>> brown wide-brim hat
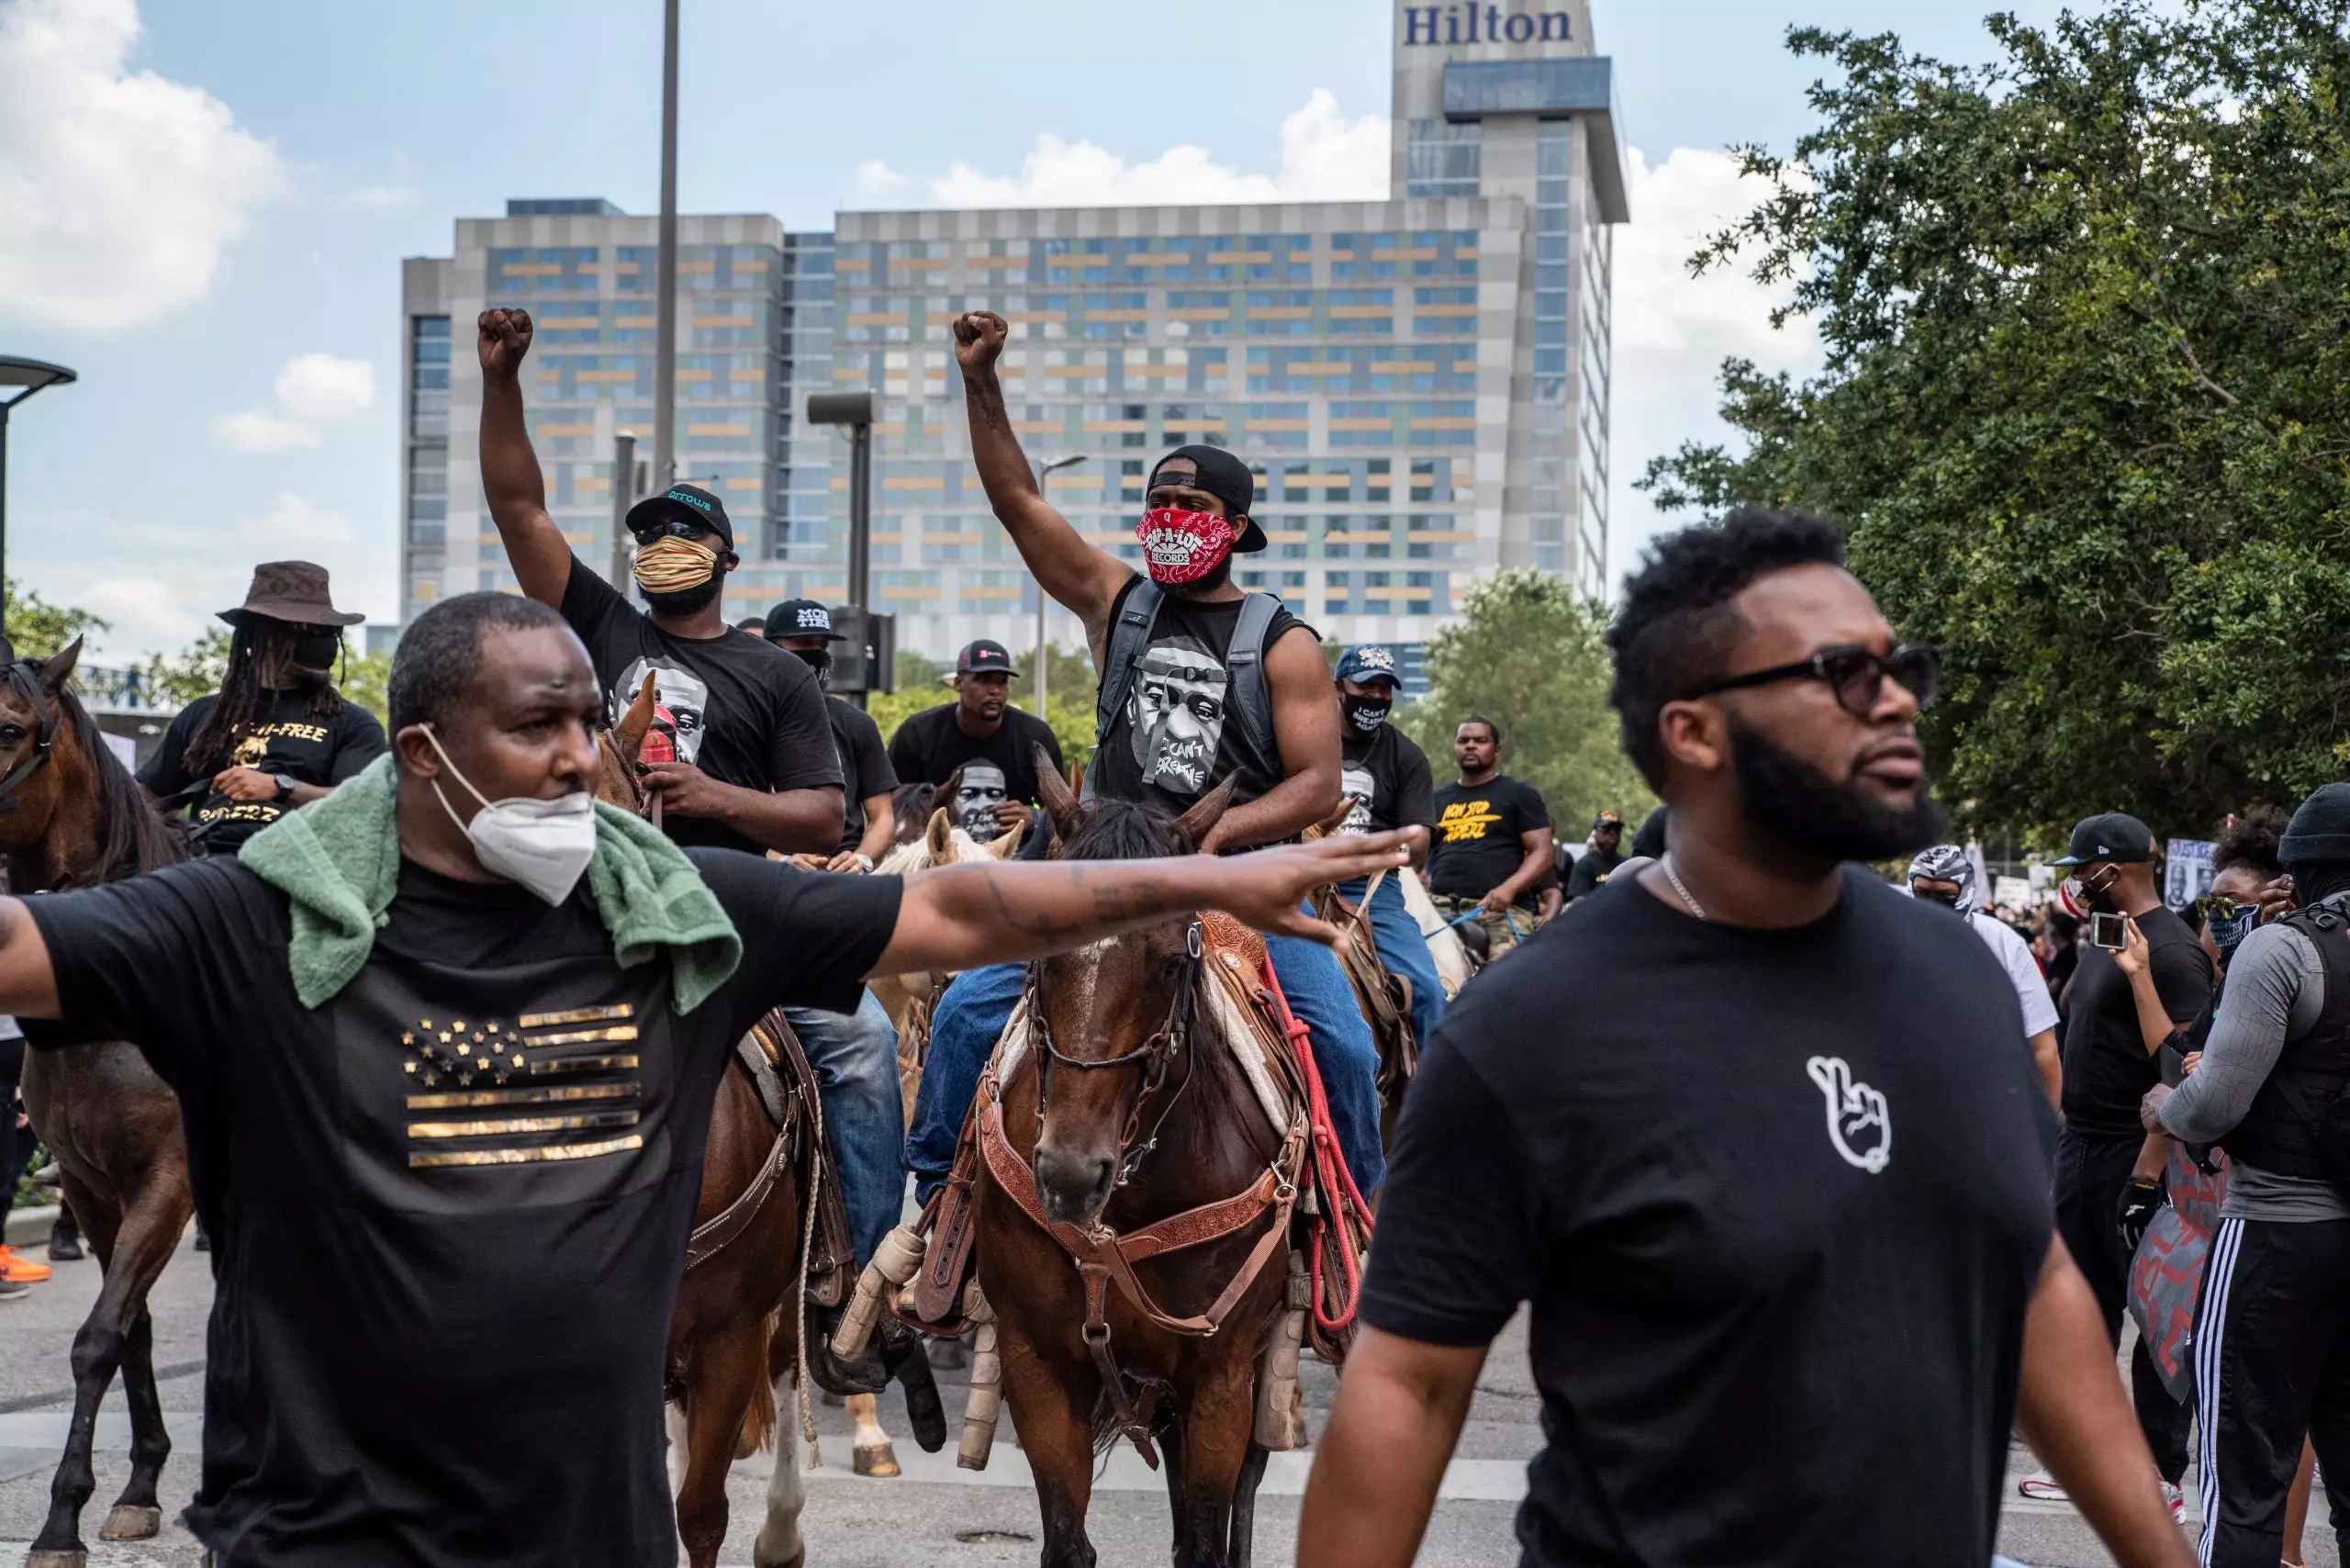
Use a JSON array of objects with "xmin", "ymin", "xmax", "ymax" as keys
[{"xmin": 218, "ymin": 561, "xmax": 364, "ymax": 628}]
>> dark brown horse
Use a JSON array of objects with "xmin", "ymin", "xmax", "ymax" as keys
[
  {"xmin": 0, "ymin": 640, "xmax": 196, "ymax": 1568},
  {"xmin": 975, "ymin": 766, "xmax": 1303, "ymax": 1568}
]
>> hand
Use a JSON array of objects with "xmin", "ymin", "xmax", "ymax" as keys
[
  {"xmin": 789, "ymin": 853, "xmax": 834, "ymax": 872},
  {"xmin": 2180, "ymin": 1051, "xmax": 2201, "ymax": 1077},
  {"xmin": 1210, "ymin": 828, "xmax": 1427, "ymax": 946},
  {"xmin": 953, "ymin": 310, "xmax": 1009, "ymax": 377},
  {"xmin": 1476, "ymin": 889, "xmax": 1512, "ymax": 917},
  {"xmin": 2117, "ymin": 1176, "xmax": 2165, "ymax": 1255},
  {"xmin": 639, "ymin": 761, "xmax": 728, "ymax": 819},
  {"xmin": 211, "ymin": 766, "xmax": 281, "ymax": 803},
  {"xmin": 2257, "ymin": 875, "xmax": 2296, "ymax": 924},
  {"xmin": 2113, "ymin": 915, "xmax": 2150, "ymax": 978},
  {"xmin": 478, "ymin": 308, "xmax": 535, "ymax": 380},
  {"xmin": 823, "ymin": 850, "xmax": 874, "ymax": 874},
  {"xmin": 2140, "ymin": 1081, "xmax": 2174, "ymax": 1133},
  {"xmin": 1805, "ymin": 1056, "xmax": 1892, "ymax": 1173},
  {"xmin": 990, "ymin": 800, "xmax": 1034, "ymax": 833}
]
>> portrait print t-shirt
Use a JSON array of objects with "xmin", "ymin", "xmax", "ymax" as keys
[
  {"xmin": 1338, "ymin": 723, "xmax": 1436, "ymax": 837},
  {"xmin": 886, "ymin": 702, "xmax": 1065, "ymax": 836},
  {"xmin": 1362, "ymin": 869, "xmax": 2058, "ymax": 1566},
  {"xmin": 1088, "ymin": 577, "xmax": 1309, "ymax": 812},
  {"xmin": 25, "ymin": 851, "xmax": 900, "ymax": 1567},
  {"xmin": 1427, "ymin": 774, "xmax": 1549, "ymax": 904},
  {"xmin": 138, "ymin": 689, "xmax": 388, "ymax": 853},
  {"xmin": 560, "ymin": 557, "xmax": 842, "ymax": 855}
]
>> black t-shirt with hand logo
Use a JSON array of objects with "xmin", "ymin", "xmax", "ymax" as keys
[
  {"xmin": 560, "ymin": 556, "xmax": 842, "ymax": 856},
  {"xmin": 1427, "ymin": 774, "xmax": 1548, "ymax": 904},
  {"xmin": 139, "ymin": 689, "xmax": 387, "ymax": 853},
  {"xmin": 25, "ymin": 850, "xmax": 899, "ymax": 1566},
  {"xmin": 1362, "ymin": 869, "xmax": 2057, "ymax": 1566}
]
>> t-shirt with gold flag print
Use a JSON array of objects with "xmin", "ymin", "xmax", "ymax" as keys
[
  {"xmin": 23, "ymin": 850, "xmax": 898, "ymax": 1568},
  {"xmin": 138, "ymin": 689, "xmax": 387, "ymax": 854},
  {"xmin": 1427, "ymin": 774, "xmax": 1550, "ymax": 907}
]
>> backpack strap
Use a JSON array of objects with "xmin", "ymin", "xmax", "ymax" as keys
[
  {"xmin": 1225, "ymin": 591, "xmax": 1286, "ymax": 785},
  {"xmin": 1089, "ymin": 580, "xmax": 1163, "ymax": 800}
]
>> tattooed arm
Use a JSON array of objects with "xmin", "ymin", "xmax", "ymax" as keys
[
  {"xmin": 871, "ymin": 827, "xmax": 1426, "ymax": 978},
  {"xmin": 952, "ymin": 310, "xmax": 1133, "ymax": 637}
]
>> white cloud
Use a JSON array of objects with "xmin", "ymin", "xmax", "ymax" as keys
[
  {"xmin": 213, "ymin": 353, "xmax": 375, "ymax": 452},
  {"xmin": 241, "ymin": 492, "xmax": 357, "ymax": 550},
  {"xmin": 343, "ymin": 151, "xmax": 416, "ymax": 209},
  {"xmin": 1606, "ymin": 146, "xmax": 1824, "ymax": 589},
  {"xmin": 869, "ymin": 89, "xmax": 1388, "ymax": 210},
  {"xmin": 0, "ymin": 0, "xmax": 281, "ymax": 331}
]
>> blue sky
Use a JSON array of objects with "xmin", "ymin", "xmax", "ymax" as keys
[{"xmin": 0, "ymin": 0, "xmax": 2081, "ymax": 659}]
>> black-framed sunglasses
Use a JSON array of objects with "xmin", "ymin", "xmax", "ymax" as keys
[
  {"xmin": 632, "ymin": 516, "xmax": 717, "ymax": 543},
  {"xmin": 1684, "ymin": 643, "xmax": 1941, "ymax": 717}
]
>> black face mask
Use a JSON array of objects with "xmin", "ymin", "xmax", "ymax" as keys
[
  {"xmin": 291, "ymin": 632, "xmax": 341, "ymax": 669},
  {"xmin": 790, "ymin": 646, "xmax": 833, "ymax": 690},
  {"xmin": 1340, "ymin": 693, "xmax": 1392, "ymax": 734}
]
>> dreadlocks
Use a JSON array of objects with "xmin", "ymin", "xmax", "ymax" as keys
[{"xmin": 182, "ymin": 621, "xmax": 347, "ymax": 774}]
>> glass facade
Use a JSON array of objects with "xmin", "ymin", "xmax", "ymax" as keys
[
  {"xmin": 1405, "ymin": 118, "xmax": 1483, "ymax": 198},
  {"xmin": 406, "ymin": 314, "xmax": 450, "ymax": 602}
]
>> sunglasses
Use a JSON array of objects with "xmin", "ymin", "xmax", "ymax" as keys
[
  {"xmin": 632, "ymin": 517, "xmax": 721, "ymax": 543},
  {"xmin": 2191, "ymin": 892, "xmax": 2249, "ymax": 924},
  {"xmin": 1684, "ymin": 643, "xmax": 1941, "ymax": 718}
]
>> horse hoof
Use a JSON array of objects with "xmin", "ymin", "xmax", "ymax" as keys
[
  {"xmin": 26, "ymin": 1551, "xmax": 89, "ymax": 1568},
  {"xmin": 100, "ymin": 1505, "xmax": 164, "ymax": 1540},
  {"xmin": 752, "ymin": 1534, "xmax": 807, "ymax": 1568},
  {"xmin": 853, "ymin": 1440, "xmax": 901, "ymax": 1477}
]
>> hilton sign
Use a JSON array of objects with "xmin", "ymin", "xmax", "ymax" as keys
[{"xmin": 1403, "ymin": 5, "xmax": 1572, "ymax": 45}]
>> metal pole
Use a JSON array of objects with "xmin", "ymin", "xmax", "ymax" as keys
[
  {"xmin": 847, "ymin": 420, "xmax": 871, "ymax": 610},
  {"xmin": 652, "ymin": 0, "xmax": 680, "ymax": 490},
  {"xmin": 0, "ymin": 402, "xmax": 10, "ymax": 640},
  {"xmin": 1031, "ymin": 458, "xmax": 1047, "ymax": 719},
  {"xmin": 609, "ymin": 429, "xmax": 639, "ymax": 586}
]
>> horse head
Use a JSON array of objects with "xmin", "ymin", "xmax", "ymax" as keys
[
  {"xmin": 0, "ymin": 639, "xmax": 185, "ymax": 888},
  {"xmin": 1024, "ymin": 762, "xmax": 1236, "ymax": 1226},
  {"xmin": 592, "ymin": 671, "xmax": 657, "ymax": 813},
  {"xmin": 0, "ymin": 640, "xmax": 81, "ymax": 858}
]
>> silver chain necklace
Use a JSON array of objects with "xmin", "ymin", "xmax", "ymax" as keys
[{"xmin": 1661, "ymin": 856, "xmax": 1707, "ymax": 921}]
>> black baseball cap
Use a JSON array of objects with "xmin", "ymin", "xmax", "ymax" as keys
[
  {"xmin": 1148, "ymin": 445, "xmax": 1268, "ymax": 554},
  {"xmin": 957, "ymin": 639, "xmax": 1018, "ymax": 677},
  {"xmin": 765, "ymin": 599, "xmax": 846, "ymax": 642},
  {"xmin": 2051, "ymin": 812, "xmax": 2155, "ymax": 867},
  {"xmin": 625, "ymin": 483, "xmax": 733, "ymax": 549},
  {"xmin": 1593, "ymin": 811, "xmax": 1625, "ymax": 833}
]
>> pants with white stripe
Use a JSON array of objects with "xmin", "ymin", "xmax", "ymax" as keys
[{"xmin": 2194, "ymin": 1214, "xmax": 2350, "ymax": 1567}]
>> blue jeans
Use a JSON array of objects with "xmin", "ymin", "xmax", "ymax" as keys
[
  {"xmin": 907, "ymin": 937, "xmax": 1386, "ymax": 1208},
  {"xmin": 782, "ymin": 990, "xmax": 904, "ymax": 1267},
  {"xmin": 1335, "ymin": 874, "xmax": 1446, "ymax": 1054}
]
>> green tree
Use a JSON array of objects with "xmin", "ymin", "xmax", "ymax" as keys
[
  {"xmin": 1642, "ymin": 3, "xmax": 2350, "ymax": 840},
  {"xmin": 139, "ymin": 626, "xmax": 231, "ymax": 707},
  {"xmin": 866, "ymin": 644, "xmax": 1097, "ymax": 774},
  {"xmin": 4, "ymin": 579, "xmax": 106, "ymax": 663},
  {"xmin": 1398, "ymin": 569, "xmax": 1654, "ymax": 834}
]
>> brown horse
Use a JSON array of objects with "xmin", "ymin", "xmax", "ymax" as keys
[
  {"xmin": 0, "ymin": 640, "xmax": 196, "ymax": 1568},
  {"xmin": 595, "ymin": 677, "xmax": 941, "ymax": 1565},
  {"xmin": 975, "ymin": 767, "xmax": 1301, "ymax": 1568}
]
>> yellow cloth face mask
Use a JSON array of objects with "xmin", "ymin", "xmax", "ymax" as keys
[{"xmin": 632, "ymin": 534, "xmax": 721, "ymax": 594}]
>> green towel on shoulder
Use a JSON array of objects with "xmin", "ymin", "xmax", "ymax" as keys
[{"xmin": 239, "ymin": 754, "xmax": 741, "ymax": 1014}]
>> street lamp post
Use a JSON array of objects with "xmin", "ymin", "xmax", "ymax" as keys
[
  {"xmin": 1031, "ymin": 454, "xmax": 1086, "ymax": 717},
  {"xmin": 808, "ymin": 392, "xmax": 877, "ymax": 705},
  {"xmin": 0, "ymin": 357, "xmax": 78, "ymax": 641},
  {"xmin": 651, "ymin": 0, "xmax": 681, "ymax": 491}
]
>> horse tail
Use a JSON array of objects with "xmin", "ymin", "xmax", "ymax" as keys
[{"xmin": 739, "ymin": 1308, "xmax": 781, "ymax": 1457}]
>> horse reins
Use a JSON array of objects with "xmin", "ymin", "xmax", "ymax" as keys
[
  {"xmin": 1027, "ymin": 919, "xmax": 1203, "ymax": 1189},
  {"xmin": 0, "ymin": 662, "xmax": 59, "ymax": 816}
]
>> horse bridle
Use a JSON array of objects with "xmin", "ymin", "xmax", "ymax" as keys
[
  {"xmin": 1028, "ymin": 918, "xmax": 1204, "ymax": 1189},
  {"xmin": 0, "ymin": 662, "xmax": 58, "ymax": 815}
]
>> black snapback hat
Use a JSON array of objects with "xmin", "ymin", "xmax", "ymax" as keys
[
  {"xmin": 765, "ymin": 599, "xmax": 846, "ymax": 641},
  {"xmin": 625, "ymin": 483, "xmax": 734, "ymax": 549},
  {"xmin": 957, "ymin": 639, "xmax": 1017, "ymax": 677},
  {"xmin": 2051, "ymin": 812, "xmax": 2155, "ymax": 867}
]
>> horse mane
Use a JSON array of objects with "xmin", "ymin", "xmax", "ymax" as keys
[
  {"xmin": 1049, "ymin": 796, "xmax": 1195, "ymax": 863},
  {"xmin": 889, "ymin": 780, "xmax": 940, "ymax": 846},
  {"xmin": 57, "ymin": 683, "xmax": 191, "ymax": 881}
]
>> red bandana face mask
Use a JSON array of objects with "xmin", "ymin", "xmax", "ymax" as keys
[{"xmin": 1136, "ymin": 507, "xmax": 1237, "ymax": 586}]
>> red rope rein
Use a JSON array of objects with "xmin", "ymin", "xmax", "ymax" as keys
[{"xmin": 1258, "ymin": 950, "xmax": 1372, "ymax": 1334}]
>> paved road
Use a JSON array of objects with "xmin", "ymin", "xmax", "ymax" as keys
[{"xmin": 0, "ymin": 1232, "xmax": 2334, "ymax": 1565}]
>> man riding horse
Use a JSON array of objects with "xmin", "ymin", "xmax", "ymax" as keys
[
  {"xmin": 906, "ymin": 309, "xmax": 1387, "ymax": 1212},
  {"xmin": 0, "ymin": 590, "xmax": 1415, "ymax": 1566}
]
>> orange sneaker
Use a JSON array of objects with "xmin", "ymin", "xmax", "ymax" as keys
[{"xmin": 0, "ymin": 1245, "xmax": 51, "ymax": 1283}]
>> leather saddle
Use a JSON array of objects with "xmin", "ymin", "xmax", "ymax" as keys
[{"xmin": 689, "ymin": 1009, "xmax": 856, "ymax": 1307}]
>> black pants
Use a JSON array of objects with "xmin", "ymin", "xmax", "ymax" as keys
[
  {"xmin": 2053, "ymin": 1125, "xmax": 2196, "ymax": 1483},
  {"xmin": 0, "ymin": 1092, "xmax": 18, "ymax": 1234},
  {"xmin": 2195, "ymin": 1215, "xmax": 2350, "ymax": 1567}
]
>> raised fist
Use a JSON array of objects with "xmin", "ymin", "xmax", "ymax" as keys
[
  {"xmin": 478, "ymin": 308, "xmax": 535, "ymax": 379},
  {"xmin": 953, "ymin": 311, "xmax": 1009, "ymax": 375}
]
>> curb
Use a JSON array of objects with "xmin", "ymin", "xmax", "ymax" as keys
[{"xmin": 5, "ymin": 1204, "xmax": 57, "ymax": 1248}]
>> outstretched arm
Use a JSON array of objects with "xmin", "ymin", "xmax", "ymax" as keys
[
  {"xmin": 954, "ymin": 311, "xmax": 1133, "ymax": 637},
  {"xmin": 1295, "ymin": 1327, "xmax": 1484, "ymax": 1568},
  {"xmin": 1198, "ymin": 626, "xmax": 1344, "ymax": 854},
  {"xmin": 873, "ymin": 827, "xmax": 1425, "ymax": 977},
  {"xmin": 2015, "ymin": 1238, "xmax": 2198, "ymax": 1567},
  {"xmin": 476, "ymin": 308, "xmax": 574, "ymax": 608},
  {"xmin": 0, "ymin": 901, "xmax": 62, "ymax": 1019}
]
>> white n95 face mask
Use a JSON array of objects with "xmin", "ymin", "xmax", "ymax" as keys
[{"xmin": 421, "ymin": 727, "xmax": 599, "ymax": 906}]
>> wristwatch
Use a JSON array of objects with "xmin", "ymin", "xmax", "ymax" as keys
[
  {"xmin": 852, "ymin": 853, "xmax": 875, "ymax": 873},
  {"xmin": 273, "ymin": 775, "xmax": 297, "ymax": 805}
]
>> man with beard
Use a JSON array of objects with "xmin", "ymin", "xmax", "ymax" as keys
[
  {"xmin": 902, "ymin": 308, "xmax": 1384, "ymax": 1209},
  {"xmin": 476, "ymin": 308, "xmax": 842, "ymax": 857},
  {"xmin": 1300, "ymin": 509, "xmax": 2193, "ymax": 1568},
  {"xmin": 2038, "ymin": 812, "xmax": 2208, "ymax": 1517},
  {"xmin": 140, "ymin": 562, "xmax": 386, "ymax": 854},
  {"xmin": 886, "ymin": 639, "xmax": 1063, "ymax": 842},
  {"xmin": 1333, "ymin": 644, "xmax": 1444, "ymax": 1054},
  {"xmin": 1427, "ymin": 717, "xmax": 1554, "ymax": 958}
]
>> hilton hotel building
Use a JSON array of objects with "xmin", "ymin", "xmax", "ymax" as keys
[{"xmin": 400, "ymin": 0, "xmax": 1627, "ymax": 684}]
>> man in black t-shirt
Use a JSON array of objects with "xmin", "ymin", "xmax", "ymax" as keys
[
  {"xmin": 476, "ymin": 308, "xmax": 842, "ymax": 857},
  {"xmin": 1563, "ymin": 810, "xmax": 1626, "ymax": 902},
  {"xmin": 1300, "ymin": 509, "xmax": 2192, "ymax": 1568},
  {"xmin": 1, "ymin": 590, "xmax": 1414, "ymax": 1568},
  {"xmin": 885, "ymin": 638, "xmax": 1062, "ymax": 841},
  {"xmin": 1427, "ymin": 717, "xmax": 1552, "ymax": 958},
  {"xmin": 139, "ymin": 562, "xmax": 386, "ymax": 854},
  {"xmin": 2045, "ymin": 811, "xmax": 2210, "ymax": 1506},
  {"xmin": 1332, "ymin": 644, "xmax": 1444, "ymax": 1050},
  {"xmin": 766, "ymin": 599, "xmax": 896, "ymax": 870}
]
